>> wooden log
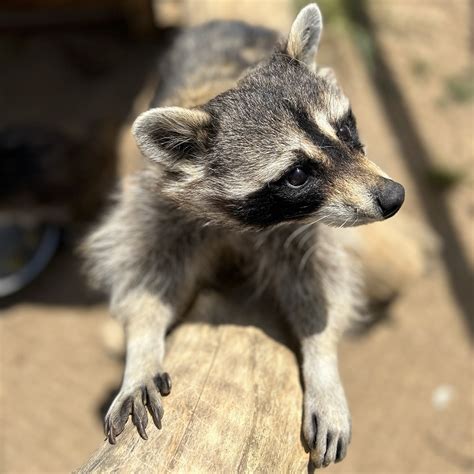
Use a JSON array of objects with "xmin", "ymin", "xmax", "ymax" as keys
[{"xmin": 77, "ymin": 290, "xmax": 310, "ymax": 473}]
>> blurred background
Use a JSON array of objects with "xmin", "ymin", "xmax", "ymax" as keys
[{"xmin": 0, "ymin": 0, "xmax": 472, "ymax": 472}]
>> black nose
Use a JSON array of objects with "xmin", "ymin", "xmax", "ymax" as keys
[{"xmin": 375, "ymin": 179, "xmax": 405, "ymax": 218}]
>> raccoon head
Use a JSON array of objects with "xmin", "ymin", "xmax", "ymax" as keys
[{"xmin": 133, "ymin": 3, "xmax": 404, "ymax": 230}]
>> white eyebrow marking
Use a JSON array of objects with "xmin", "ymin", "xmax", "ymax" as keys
[
  {"xmin": 313, "ymin": 112, "xmax": 338, "ymax": 140},
  {"xmin": 312, "ymin": 92, "xmax": 351, "ymax": 142}
]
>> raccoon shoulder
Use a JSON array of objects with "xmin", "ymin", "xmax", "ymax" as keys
[{"xmin": 80, "ymin": 168, "xmax": 200, "ymax": 297}]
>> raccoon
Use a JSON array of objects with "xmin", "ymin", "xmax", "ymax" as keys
[{"xmin": 82, "ymin": 4, "xmax": 405, "ymax": 468}]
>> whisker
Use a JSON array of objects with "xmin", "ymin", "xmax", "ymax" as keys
[
  {"xmin": 339, "ymin": 216, "xmax": 350, "ymax": 229},
  {"xmin": 298, "ymin": 241, "xmax": 319, "ymax": 273},
  {"xmin": 297, "ymin": 213, "xmax": 331, "ymax": 248},
  {"xmin": 284, "ymin": 221, "xmax": 314, "ymax": 249}
]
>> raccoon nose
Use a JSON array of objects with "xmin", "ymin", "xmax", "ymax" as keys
[{"xmin": 375, "ymin": 179, "xmax": 405, "ymax": 218}]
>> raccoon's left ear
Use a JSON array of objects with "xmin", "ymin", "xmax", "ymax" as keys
[
  {"xmin": 132, "ymin": 106, "xmax": 212, "ymax": 163},
  {"xmin": 286, "ymin": 3, "xmax": 323, "ymax": 68}
]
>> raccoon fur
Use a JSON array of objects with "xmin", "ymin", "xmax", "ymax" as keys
[{"xmin": 82, "ymin": 4, "xmax": 406, "ymax": 468}]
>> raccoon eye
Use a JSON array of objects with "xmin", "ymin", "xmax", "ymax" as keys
[
  {"xmin": 286, "ymin": 167, "xmax": 308, "ymax": 187},
  {"xmin": 338, "ymin": 124, "xmax": 352, "ymax": 142}
]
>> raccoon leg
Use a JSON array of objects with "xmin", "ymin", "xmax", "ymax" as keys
[
  {"xmin": 104, "ymin": 291, "xmax": 175, "ymax": 444},
  {"xmin": 299, "ymin": 326, "xmax": 351, "ymax": 468},
  {"xmin": 272, "ymin": 256, "xmax": 353, "ymax": 468}
]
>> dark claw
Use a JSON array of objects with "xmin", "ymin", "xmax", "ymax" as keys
[
  {"xmin": 156, "ymin": 372, "xmax": 172, "ymax": 396},
  {"xmin": 335, "ymin": 438, "xmax": 347, "ymax": 463},
  {"xmin": 146, "ymin": 391, "xmax": 164, "ymax": 430},
  {"xmin": 133, "ymin": 416, "xmax": 148, "ymax": 440},
  {"xmin": 138, "ymin": 424, "xmax": 148, "ymax": 440},
  {"xmin": 104, "ymin": 374, "xmax": 170, "ymax": 445},
  {"xmin": 132, "ymin": 400, "xmax": 149, "ymax": 440},
  {"xmin": 326, "ymin": 431, "xmax": 332, "ymax": 448},
  {"xmin": 149, "ymin": 407, "xmax": 162, "ymax": 430},
  {"xmin": 312, "ymin": 413, "xmax": 318, "ymax": 450},
  {"xmin": 335, "ymin": 438, "xmax": 342, "ymax": 461},
  {"xmin": 322, "ymin": 432, "xmax": 334, "ymax": 467},
  {"xmin": 107, "ymin": 420, "xmax": 117, "ymax": 445},
  {"xmin": 309, "ymin": 413, "xmax": 327, "ymax": 469}
]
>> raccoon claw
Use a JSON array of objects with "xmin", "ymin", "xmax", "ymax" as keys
[
  {"xmin": 104, "ymin": 395, "xmax": 132, "ymax": 444},
  {"xmin": 155, "ymin": 372, "xmax": 172, "ymax": 396},
  {"xmin": 105, "ymin": 416, "xmax": 124, "ymax": 444},
  {"xmin": 305, "ymin": 411, "xmax": 351, "ymax": 469},
  {"xmin": 303, "ymin": 391, "xmax": 351, "ymax": 469},
  {"xmin": 132, "ymin": 396, "xmax": 149, "ymax": 440},
  {"xmin": 104, "ymin": 372, "xmax": 171, "ymax": 444}
]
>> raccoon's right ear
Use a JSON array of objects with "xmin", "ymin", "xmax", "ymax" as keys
[
  {"xmin": 132, "ymin": 106, "xmax": 213, "ymax": 162},
  {"xmin": 285, "ymin": 3, "xmax": 323, "ymax": 69}
]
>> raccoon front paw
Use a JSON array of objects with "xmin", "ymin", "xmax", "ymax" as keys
[
  {"xmin": 303, "ymin": 389, "xmax": 351, "ymax": 469},
  {"xmin": 104, "ymin": 372, "xmax": 171, "ymax": 444}
]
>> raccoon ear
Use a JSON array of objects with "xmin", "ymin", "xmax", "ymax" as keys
[
  {"xmin": 132, "ymin": 106, "xmax": 212, "ymax": 162},
  {"xmin": 286, "ymin": 3, "xmax": 323, "ymax": 68},
  {"xmin": 317, "ymin": 67, "xmax": 337, "ymax": 84}
]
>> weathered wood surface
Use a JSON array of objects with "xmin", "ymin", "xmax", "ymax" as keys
[{"xmin": 77, "ymin": 291, "xmax": 310, "ymax": 473}]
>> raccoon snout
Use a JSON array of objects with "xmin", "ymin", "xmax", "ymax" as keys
[{"xmin": 374, "ymin": 178, "xmax": 405, "ymax": 219}]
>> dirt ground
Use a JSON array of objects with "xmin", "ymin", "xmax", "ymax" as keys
[{"xmin": 0, "ymin": 1, "xmax": 472, "ymax": 473}]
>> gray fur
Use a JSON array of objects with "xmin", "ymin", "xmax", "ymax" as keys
[{"xmin": 82, "ymin": 3, "xmax": 404, "ymax": 468}]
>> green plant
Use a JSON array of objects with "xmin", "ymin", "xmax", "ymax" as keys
[
  {"xmin": 425, "ymin": 164, "xmax": 465, "ymax": 191},
  {"xmin": 444, "ymin": 68, "xmax": 474, "ymax": 104},
  {"xmin": 411, "ymin": 59, "xmax": 430, "ymax": 79}
]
